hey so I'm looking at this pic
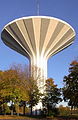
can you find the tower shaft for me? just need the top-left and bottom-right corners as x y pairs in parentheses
(30, 56), (47, 93)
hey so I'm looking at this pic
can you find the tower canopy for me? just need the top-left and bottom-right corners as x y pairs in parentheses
(1, 16), (76, 60)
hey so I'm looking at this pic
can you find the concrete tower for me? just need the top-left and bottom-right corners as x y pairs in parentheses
(1, 16), (76, 92)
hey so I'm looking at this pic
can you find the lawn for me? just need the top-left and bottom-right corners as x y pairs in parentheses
(0, 115), (78, 120)
(0, 115), (55, 120)
(0, 115), (38, 119)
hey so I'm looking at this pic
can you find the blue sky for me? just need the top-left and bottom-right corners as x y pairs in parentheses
(0, 0), (78, 89)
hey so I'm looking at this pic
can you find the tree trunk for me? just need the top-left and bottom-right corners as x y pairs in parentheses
(71, 106), (73, 115)
(30, 106), (33, 115)
(35, 109), (37, 115)
(48, 107), (49, 116)
(47, 104), (50, 116)
(17, 112), (19, 116)
(11, 110), (13, 115)
(23, 105), (25, 115)
(17, 106), (19, 116)
(74, 107), (75, 114)
(16, 102), (19, 116)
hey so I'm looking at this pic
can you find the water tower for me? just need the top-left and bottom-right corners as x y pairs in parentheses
(1, 16), (76, 110)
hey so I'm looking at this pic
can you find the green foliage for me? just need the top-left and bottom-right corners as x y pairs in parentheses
(0, 65), (29, 115)
(27, 77), (41, 114)
(63, 60), (78, 109)
(42, 78), (62, 116)
(5, 105), (11, 114)
(1, 103), (10, 114)
(0, 69), (29, 104)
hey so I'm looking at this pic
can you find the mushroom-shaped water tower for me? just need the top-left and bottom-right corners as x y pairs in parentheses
(1, 16), (76, 110)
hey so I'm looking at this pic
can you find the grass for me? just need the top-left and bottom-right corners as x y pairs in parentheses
(0, 115), (55, 120)
(0, 114), (78, 120)
(57, 114), (78, 120)
(0, 115), (35, 119)
(0, 115), (48, 120)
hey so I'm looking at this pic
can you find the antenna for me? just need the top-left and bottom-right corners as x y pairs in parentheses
(37, 0), (39, 15)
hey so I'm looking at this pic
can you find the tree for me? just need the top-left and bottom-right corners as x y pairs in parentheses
(0, 64), (42, 115)
(11, 64), (42, 115)
(27, 77), (41, 115)
(42, 78), (62, 116)
(62, 60), (78, 114)
(9, 64), (30, 115)
(58, 105), (70, 116)
(0, 68), (29, 115)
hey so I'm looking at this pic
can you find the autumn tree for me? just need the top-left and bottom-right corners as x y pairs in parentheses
(11, 64), (42, 115)
(0, 66), (29, 115)
(62, 60), (78, 113)
(58, 105), (70, 116)
(9, 64), (30, 115)
(0, 64), (42, 115)
(26, 77), (41, 115)
(42, 78), (62, 116)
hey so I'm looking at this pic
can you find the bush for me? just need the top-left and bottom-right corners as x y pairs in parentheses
(42, 107), (59, 117)
(49, 108), (59, 117)
(5, 106), (10, 114)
